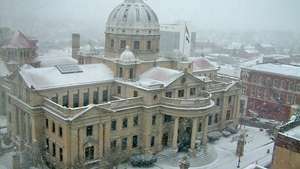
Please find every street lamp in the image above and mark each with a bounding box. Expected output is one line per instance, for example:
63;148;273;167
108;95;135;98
236;131;246;168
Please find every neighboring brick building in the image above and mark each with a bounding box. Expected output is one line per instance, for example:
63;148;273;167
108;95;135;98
241;63;300;121
271;120;300;169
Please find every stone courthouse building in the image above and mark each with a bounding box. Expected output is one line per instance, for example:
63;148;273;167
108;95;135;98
2;0;241;168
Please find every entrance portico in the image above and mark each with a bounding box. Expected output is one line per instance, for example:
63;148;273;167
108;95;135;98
170;115;209;153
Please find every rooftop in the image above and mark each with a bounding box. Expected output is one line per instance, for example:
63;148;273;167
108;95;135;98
190;57;218;72
1;31;36;49
20;64;114;90
33;49;78;67
138;67;184;87
284;125;300;140
243;63;300;78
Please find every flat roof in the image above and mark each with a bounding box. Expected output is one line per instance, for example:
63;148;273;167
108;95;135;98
243;63;300;78
284;125;300;140
20;64;114;90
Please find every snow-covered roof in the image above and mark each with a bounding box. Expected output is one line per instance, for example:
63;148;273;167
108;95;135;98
1;31;36;49
244;63;300;78
190;57;218;72
119;46;137;64
20;64;114;90
138;67;184;87
34;56;78;67
284;125;300;140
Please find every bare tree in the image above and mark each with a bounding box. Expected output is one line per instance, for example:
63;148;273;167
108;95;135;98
71;157;87;169
103;150;127;169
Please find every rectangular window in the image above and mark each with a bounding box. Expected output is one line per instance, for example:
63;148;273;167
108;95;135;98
133;91;138;97
214;114;218;123
198;123;202;132
117;86;121;95
226;110;231;120
122;137;128;150
150;136;155;147
59;148;63;162
83;92;89;106
45;119;48;129
165;91;172;98
52;122;56;133
111;120;117;131
216;98;220;106
152;115;156;125
132;135;138;148
46;138;49;152
85;146;94;161
178;90;185;98
52;143;56;157
129;68;134;79
59;127;63;137
208;115;212;125
62;95;68;107
93;91;99;104
111;39;114;48
120;40;126;49
119;67;123;78
164;115;172;123
228;96;232;104
86;125;93;136
147;41;151;50
190;88;196;96
111;140;117;151
123;118;128;128
103;90;108;102
133;115;139;126
73;93;79;108
134;41;140;49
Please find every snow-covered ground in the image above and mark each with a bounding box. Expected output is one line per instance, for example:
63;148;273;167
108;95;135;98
120;126;274;169
0;126;273;169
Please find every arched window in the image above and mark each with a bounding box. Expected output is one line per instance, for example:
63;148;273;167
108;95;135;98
85;146;94;160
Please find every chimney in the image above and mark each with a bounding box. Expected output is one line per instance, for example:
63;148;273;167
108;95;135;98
72;33;80;58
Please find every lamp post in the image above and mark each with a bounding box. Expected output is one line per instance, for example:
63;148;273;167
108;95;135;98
236;132;246;168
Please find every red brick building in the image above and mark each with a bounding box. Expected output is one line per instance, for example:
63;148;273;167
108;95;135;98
241;63;300;121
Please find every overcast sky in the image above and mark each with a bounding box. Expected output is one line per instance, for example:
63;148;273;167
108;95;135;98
0;0;299;36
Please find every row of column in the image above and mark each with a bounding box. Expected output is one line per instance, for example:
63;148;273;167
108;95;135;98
172;116;208;152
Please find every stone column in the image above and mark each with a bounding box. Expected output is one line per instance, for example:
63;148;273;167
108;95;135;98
104;121;111;155
99;124;104;158
156;114;164;152
202;116;208;145
190;118;198;150
142;112;151;153
172;117;179;150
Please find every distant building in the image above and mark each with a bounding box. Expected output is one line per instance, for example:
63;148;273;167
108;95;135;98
241;63;300;121
160;22;195;57
271;120;300;169
262;54;291;64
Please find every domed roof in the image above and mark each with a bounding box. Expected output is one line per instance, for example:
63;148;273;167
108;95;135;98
106;0;159;34
119;46;137;63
